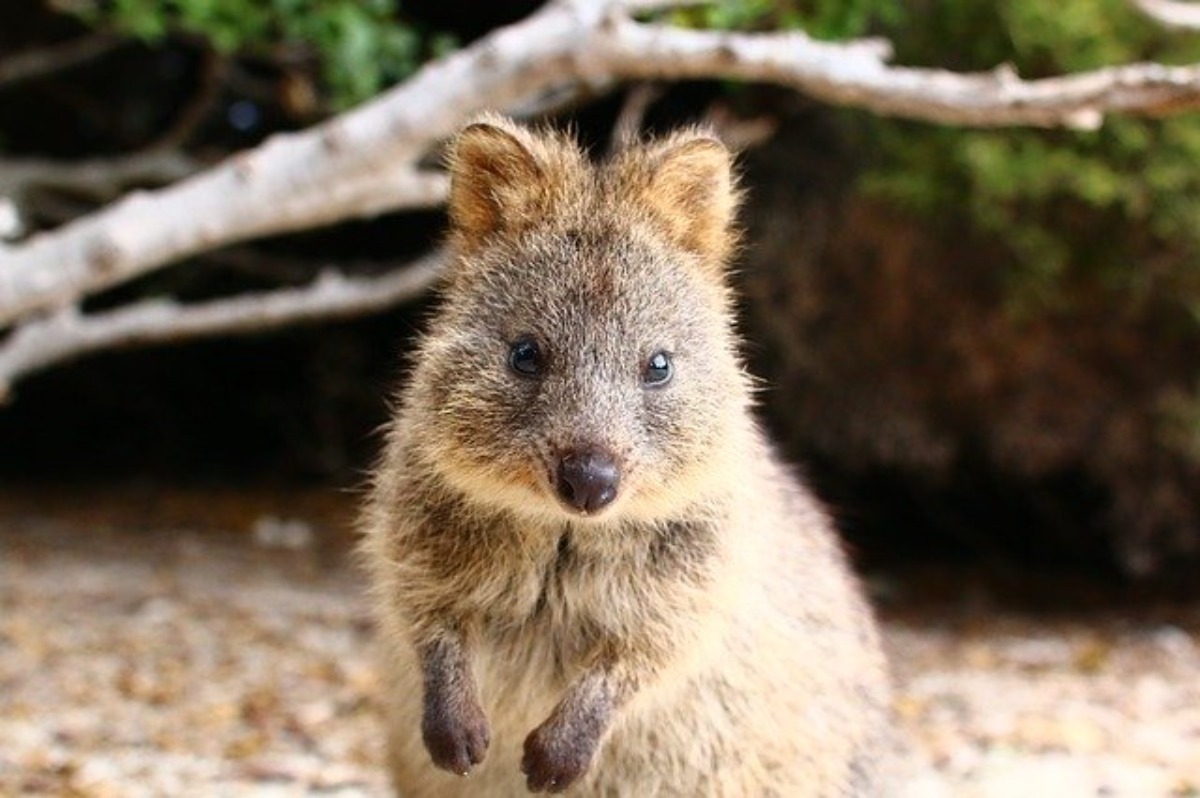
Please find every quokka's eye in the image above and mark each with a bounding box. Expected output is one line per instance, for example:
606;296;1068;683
643;351;673;387
509;337;544;377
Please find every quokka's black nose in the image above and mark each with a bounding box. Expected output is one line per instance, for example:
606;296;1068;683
555;448;620;514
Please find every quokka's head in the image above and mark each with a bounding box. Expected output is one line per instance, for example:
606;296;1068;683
408;115;751;524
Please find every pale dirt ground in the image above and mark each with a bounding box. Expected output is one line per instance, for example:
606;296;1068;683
1;487;1198;798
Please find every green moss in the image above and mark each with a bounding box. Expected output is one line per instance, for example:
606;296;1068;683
863;1;1200;315
72;0;448;109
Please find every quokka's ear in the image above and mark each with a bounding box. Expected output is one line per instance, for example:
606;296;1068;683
447;116;580;250
633;134;740;264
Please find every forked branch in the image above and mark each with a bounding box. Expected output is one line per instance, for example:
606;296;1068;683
3;0;1200;394
0;252;445;400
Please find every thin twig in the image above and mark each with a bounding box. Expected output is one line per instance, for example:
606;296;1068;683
0;33;124;89
609;83;664;154
701;103;779;151
0;151;202;206
149;46;230;151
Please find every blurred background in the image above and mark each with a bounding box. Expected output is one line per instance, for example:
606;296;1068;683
2;1;1199;795
5;0;1200;579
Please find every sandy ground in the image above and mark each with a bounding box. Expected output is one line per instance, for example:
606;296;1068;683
1;490;1199;797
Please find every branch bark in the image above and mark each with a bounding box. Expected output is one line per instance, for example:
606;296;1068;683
0;151;202;204
596;22;1200;128
0;251;445;401
1132;0;1200;29
4;0;1200;376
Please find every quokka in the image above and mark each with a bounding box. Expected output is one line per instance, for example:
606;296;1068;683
360;115;892;797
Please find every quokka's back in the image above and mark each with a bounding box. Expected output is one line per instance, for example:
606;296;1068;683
360;115;892;796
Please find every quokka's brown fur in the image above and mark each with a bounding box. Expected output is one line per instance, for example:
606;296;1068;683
359;115;892;797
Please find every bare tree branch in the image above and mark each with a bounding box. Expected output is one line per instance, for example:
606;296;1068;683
0;33;124;88
0;151;202;206
596;20;1200;128
5;0;1200;341
0;250;446;400
1132;0;1200;29
0;0;610;329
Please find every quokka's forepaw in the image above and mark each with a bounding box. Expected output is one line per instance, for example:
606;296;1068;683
422;698;491;776
520;718;600;794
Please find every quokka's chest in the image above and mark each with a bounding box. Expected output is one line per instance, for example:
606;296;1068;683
468;536;656;655
476;538;611;622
